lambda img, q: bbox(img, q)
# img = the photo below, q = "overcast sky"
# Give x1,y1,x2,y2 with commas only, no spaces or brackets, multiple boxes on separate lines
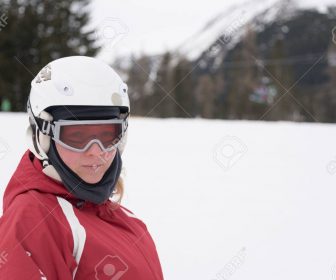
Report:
90,0,336,63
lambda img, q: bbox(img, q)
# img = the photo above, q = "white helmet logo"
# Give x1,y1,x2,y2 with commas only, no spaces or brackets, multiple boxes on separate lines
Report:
36,65,51,83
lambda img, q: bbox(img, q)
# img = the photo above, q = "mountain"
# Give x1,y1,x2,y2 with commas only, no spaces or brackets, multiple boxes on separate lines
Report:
122,0,336,122
176,0,333,60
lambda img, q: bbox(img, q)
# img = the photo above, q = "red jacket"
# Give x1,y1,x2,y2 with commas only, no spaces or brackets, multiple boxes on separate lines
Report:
0,150,164,280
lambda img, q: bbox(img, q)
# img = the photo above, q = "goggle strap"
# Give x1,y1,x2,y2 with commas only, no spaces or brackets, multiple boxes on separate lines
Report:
35,117,54,137
27,100,54,137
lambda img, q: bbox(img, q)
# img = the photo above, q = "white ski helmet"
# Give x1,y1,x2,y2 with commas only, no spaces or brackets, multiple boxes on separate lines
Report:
26,56,130,180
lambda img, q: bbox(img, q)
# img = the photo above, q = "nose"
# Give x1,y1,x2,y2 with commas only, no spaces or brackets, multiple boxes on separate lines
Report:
85,142,104,156
84,142,117,163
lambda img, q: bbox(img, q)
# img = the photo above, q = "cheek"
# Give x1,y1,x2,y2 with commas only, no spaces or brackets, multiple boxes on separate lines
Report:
100,151,116,164
96,151,116,172
55,144,82,171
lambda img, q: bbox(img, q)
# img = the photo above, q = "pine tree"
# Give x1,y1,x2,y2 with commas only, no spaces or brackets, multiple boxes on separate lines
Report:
150,52,173,118
225,25,259,119
0,0,98,111
126,54,152,116
171,57,195,118
266,37,297,120
319,41,336,122
195,74,216,118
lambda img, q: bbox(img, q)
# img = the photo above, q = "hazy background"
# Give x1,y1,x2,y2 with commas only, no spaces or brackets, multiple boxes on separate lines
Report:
1,0,336,121
1,0,336,279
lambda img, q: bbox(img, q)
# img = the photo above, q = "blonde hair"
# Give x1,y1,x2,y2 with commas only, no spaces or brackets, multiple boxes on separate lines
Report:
112,169,125,204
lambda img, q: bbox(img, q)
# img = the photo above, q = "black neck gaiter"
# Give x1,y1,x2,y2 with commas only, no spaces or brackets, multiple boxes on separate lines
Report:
47,140,122,205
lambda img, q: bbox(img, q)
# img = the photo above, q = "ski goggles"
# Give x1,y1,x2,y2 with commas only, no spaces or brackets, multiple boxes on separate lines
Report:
52,119,127,153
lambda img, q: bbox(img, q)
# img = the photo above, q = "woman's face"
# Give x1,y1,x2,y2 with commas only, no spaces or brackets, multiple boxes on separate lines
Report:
55,142,116,184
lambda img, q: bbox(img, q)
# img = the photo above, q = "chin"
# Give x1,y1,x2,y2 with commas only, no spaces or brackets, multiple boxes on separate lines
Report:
77,166,106,184
84,177,102,184
77,173,103,184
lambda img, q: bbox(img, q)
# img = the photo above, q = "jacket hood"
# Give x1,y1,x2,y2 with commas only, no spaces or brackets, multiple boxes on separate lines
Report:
3,150,75,212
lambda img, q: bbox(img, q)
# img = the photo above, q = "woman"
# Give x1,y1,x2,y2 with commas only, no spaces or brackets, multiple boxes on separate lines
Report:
0,56,164,279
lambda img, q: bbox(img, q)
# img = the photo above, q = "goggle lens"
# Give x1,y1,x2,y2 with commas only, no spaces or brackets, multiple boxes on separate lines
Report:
59,123,123,150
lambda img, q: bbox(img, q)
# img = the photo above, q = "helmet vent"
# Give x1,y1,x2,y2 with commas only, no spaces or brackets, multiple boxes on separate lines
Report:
61,85,73,96
120,82,128,95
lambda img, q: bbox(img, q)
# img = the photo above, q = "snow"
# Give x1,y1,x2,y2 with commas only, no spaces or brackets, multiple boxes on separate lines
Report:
1,113,336,279
176,0,336,59
91,0,336,62
176,0,280,59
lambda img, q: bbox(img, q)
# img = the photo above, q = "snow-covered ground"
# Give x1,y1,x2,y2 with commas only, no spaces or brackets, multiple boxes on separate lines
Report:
1,113,336,279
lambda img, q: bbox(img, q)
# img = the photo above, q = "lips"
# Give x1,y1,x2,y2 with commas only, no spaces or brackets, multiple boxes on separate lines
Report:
82,164,103,170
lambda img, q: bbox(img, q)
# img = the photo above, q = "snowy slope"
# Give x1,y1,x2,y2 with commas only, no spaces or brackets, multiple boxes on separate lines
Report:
1,113,336,279
92,0,336,62
176,0,336,59
176,0,279,59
